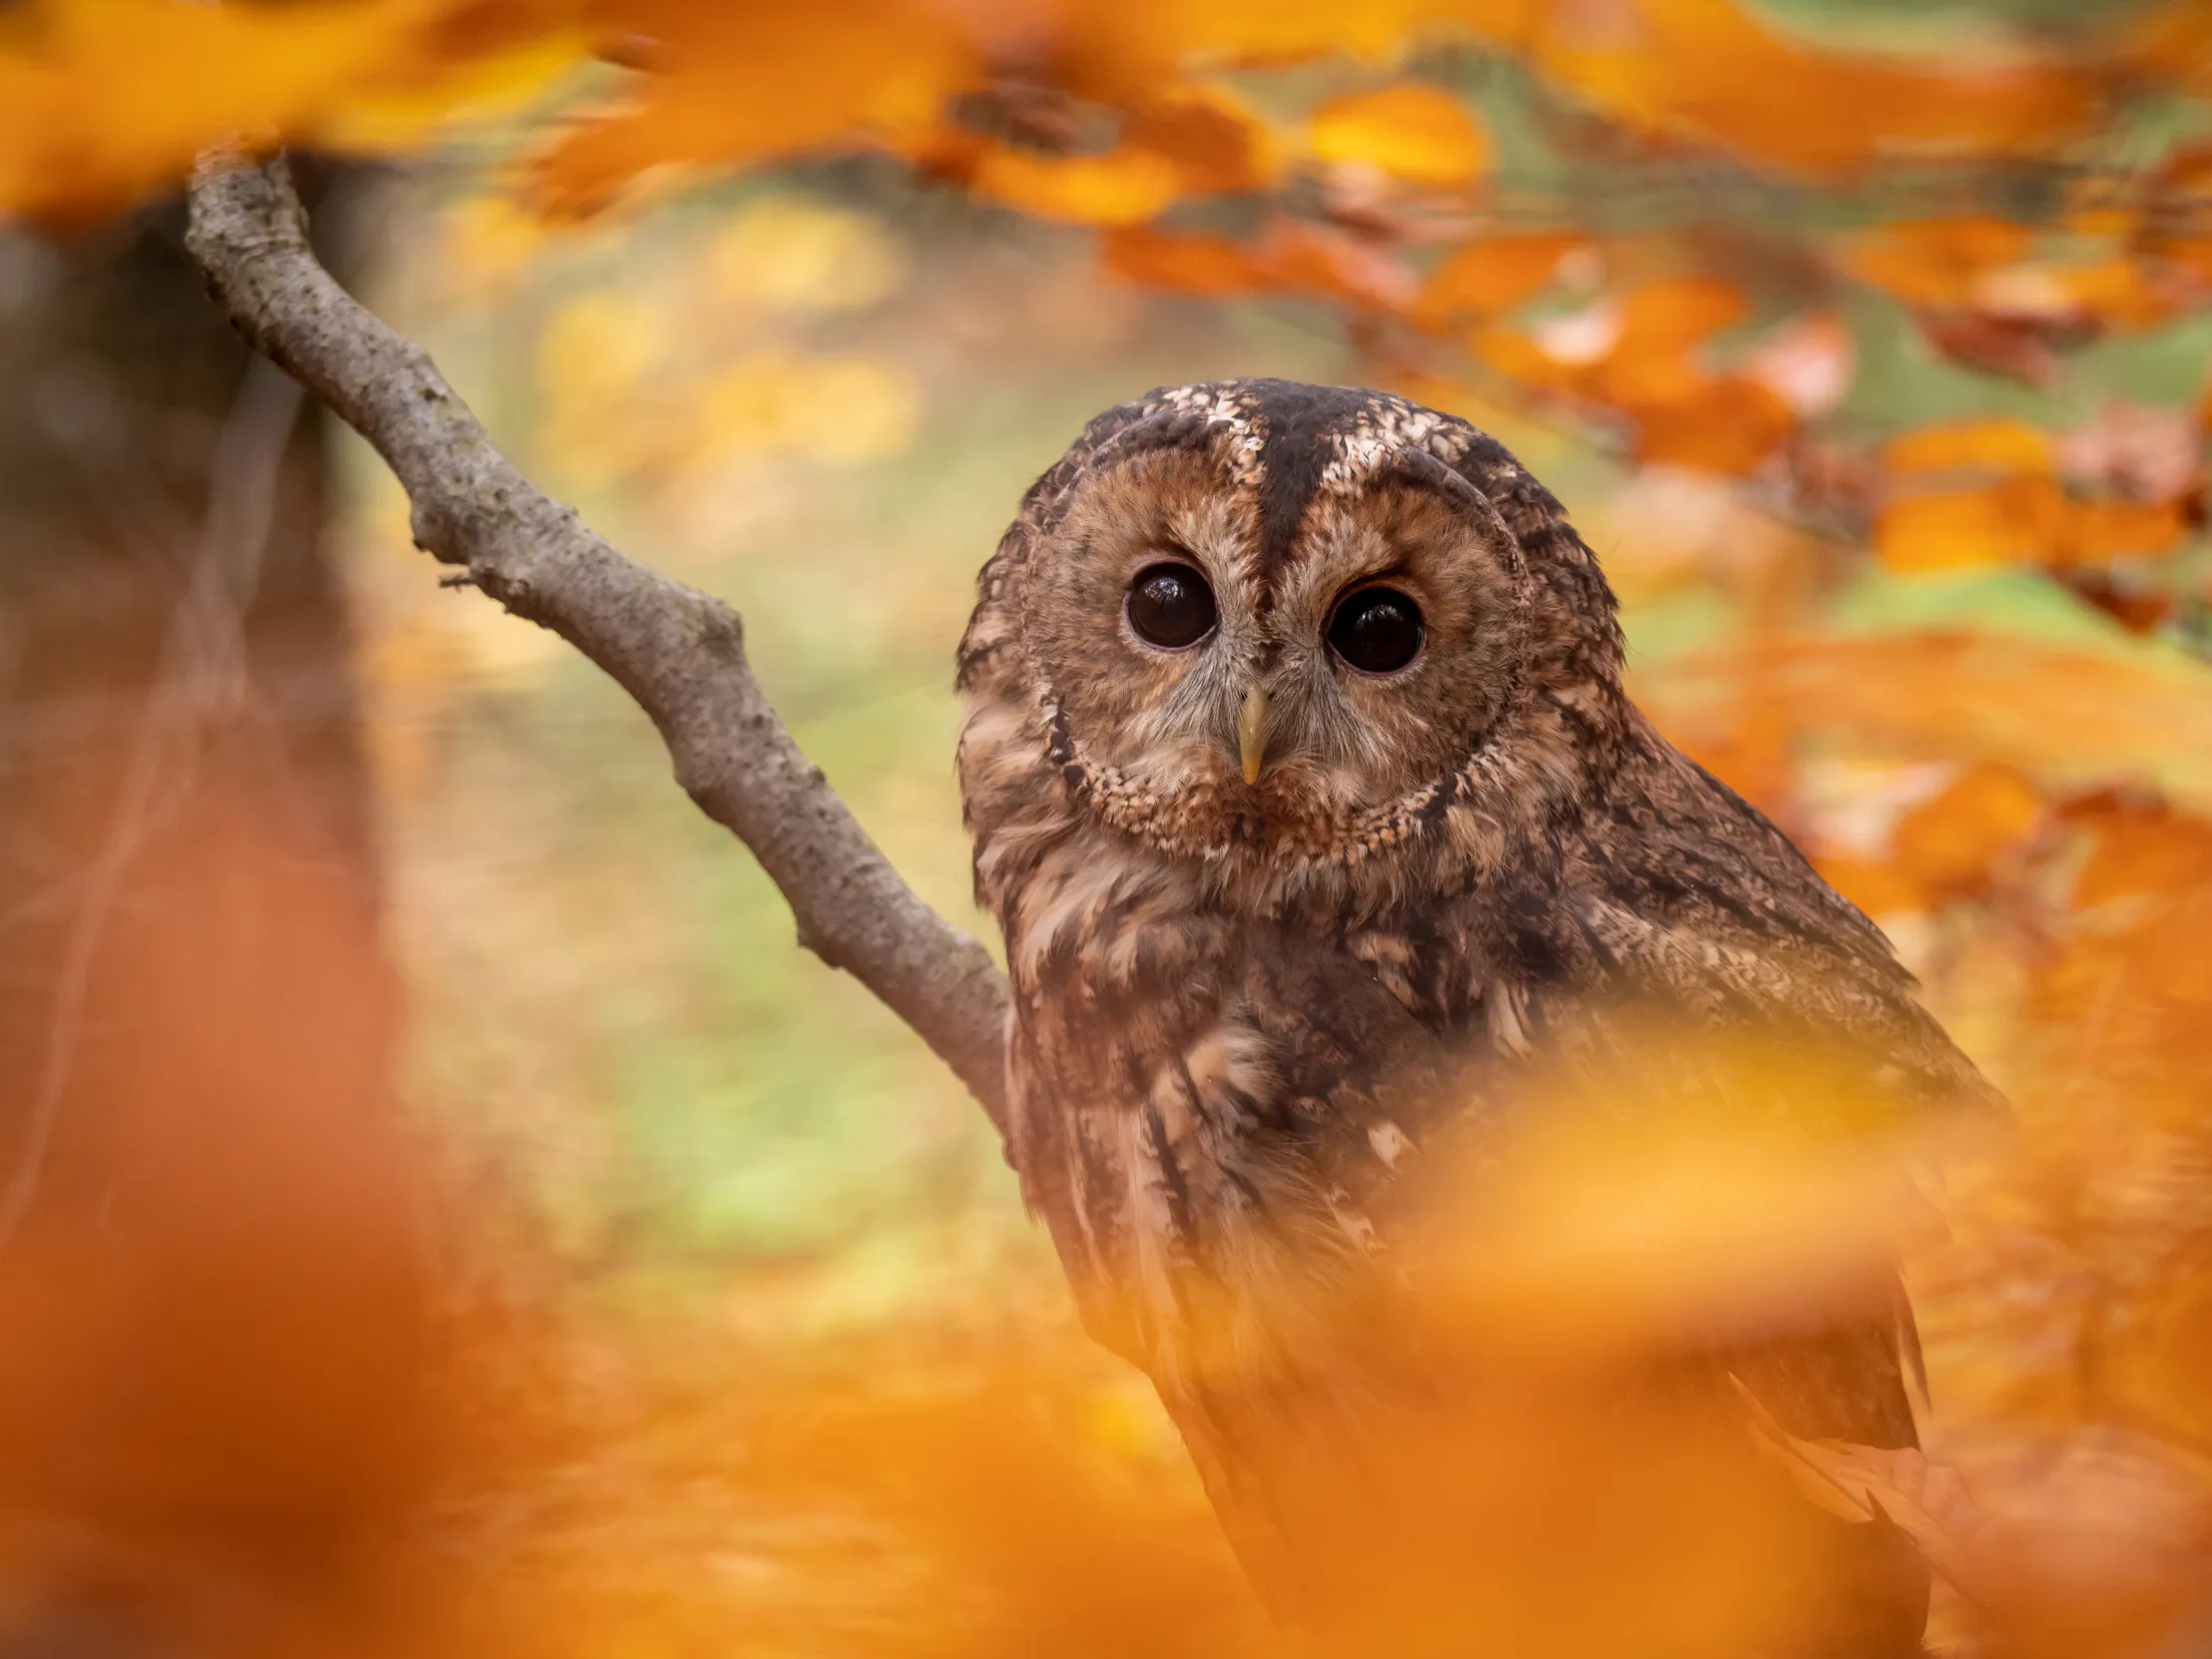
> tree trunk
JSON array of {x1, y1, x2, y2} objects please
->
[{"x1": 0, "y1": 174, "x2": 431, "y2": 1656}]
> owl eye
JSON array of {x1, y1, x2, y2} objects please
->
[
  {"x1": 1327, "y1": 586, "x2": 1424, "y2": 675},
  {"x1": 1125, "y1": 562, "x2": 1218, "y2": 650}
]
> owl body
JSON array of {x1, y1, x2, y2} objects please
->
[{"x1": 957, "y1": 381, "x2": 1984, "y2": 1652}]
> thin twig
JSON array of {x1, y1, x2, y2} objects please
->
[{"x1": 183, "y1": 151, "x2": 1011, "y2": 1139}]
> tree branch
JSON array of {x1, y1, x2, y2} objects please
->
[{"x1": 184, "y1": 152, "x2": 1011, "y2": 1139}]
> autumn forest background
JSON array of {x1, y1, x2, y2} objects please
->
[{"x1": 4, "y1": 0, "x2": 2212, "y2": 1653}]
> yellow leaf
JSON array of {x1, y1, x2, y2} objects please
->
[
  {"x1": 795, "y1": 355, "x2": 922, "y2": 463},
  {"x1": 316, "y1": 31, "x2": 586, "y2": 154},
  {"x1": 537, "y1": 290, "x2": 664, "y2": 408},
  {"x1": 440, "y1": 191, "x2": 552, "y2": 296},
  {"x1": 962, "y1": 143, "x2": 1185, "y2": 227},
  {"x1": 695, "y1": 352, "x2": 919, "y2": 464},
  {"x1": 1885, "y1": 419, "x2": 2054, "y2": 476},
  {"x1": 1308, "y1": 82, "x2": 1488, "y2": 188},
  {"x1": 1646, "y1": 634, "x2": 2212, "y2": 807},
  {"x1": 1421, "y1": 1040, "x2": 1946, "y2": 1367},
  {"x1": 0, "y1": 0, "x2": 449, "y2": 222},
  {"x1": 535, "y1": 289, "x2": 666, "y2": 482},
  {"x1": 707, "y1": 196, "x2": 905, "y2": 311}
]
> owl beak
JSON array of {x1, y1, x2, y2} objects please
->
[{"x1": 1238, "y1": 684, "x2": 1269, "y2": 786}]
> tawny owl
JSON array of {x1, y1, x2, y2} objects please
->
[{"x1": 956, "y1": 380, "x2": 1989, "y2": 1655}]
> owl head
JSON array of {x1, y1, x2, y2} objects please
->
[{"x1": 959, "y1": 380, "x2": 1631, "y2": 876}]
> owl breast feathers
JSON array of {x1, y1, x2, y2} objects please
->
[{"x1": 956, "y1": 379, "x2": 1989, "y2": 1653}]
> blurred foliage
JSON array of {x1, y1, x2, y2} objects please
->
[{"x1": 8, "y1": 0, "x2": 2212, "y2": 1654}]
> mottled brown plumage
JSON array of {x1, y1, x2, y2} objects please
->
[{"x1": 957, "y1": 380, "x2": 1988, "y2": 1653}]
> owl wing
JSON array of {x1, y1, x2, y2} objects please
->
[
  {"x1": 1461, "y1": 732, "x2": 1977, "y2": 1416},
  {"x1": 1503, "y1": 730, "x2": 1997, "y2": 1117},
  {"x1": 1416, "y1": 738, "x2": 1957, "y2": 1651}
]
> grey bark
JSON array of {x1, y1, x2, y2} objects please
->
[{"x1": 183, "y1": 153, "x2": 1012, "y2": 1138}]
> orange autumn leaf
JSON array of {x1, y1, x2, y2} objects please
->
[
  {"x1": 532, "y1": 0, "x2": 1435, "y2": 219},
  {"x1": 2124, "y1": 0, "x2": 2212, "y2": 98},
  {"x1": 1844, "y1": 217, "x2": 2031, "y2": 308},
  {"x1": 1890, "y1": 763, "x2": 2041, "y2": 895},
  {"x1": 1735, "y1": 1381, "x2": 1994, "y2": 1595},
  {"x1": 2063, "y1": 798, "x2": 2212, "y2": 907},
  {"x1": 1052, "y1": 0, "x2": 1464, "y2": 102},
  {"x1": 952, "y1": 84, "x2": 1276, "y2": 226},
  {"x1": 1250, "y1": 217, "x2": 1416, "y2": 310},
  {"x1": 2027, "y1": 256, "x2": 2187, "y2": 333},
  {"x1": 1484, "y1": 0, "x2": 2100, "y2": 180},
  {"x1": 1412, "y1": 234, "x2": 1583, "y2": 328},
  {"x1": 2055, "y1": 496, "x2": 2193, "y2": 567},
  {"x1": 1478, "y1": 277, "x2": 1743, "y2": 402},
  {"x1": 507, "y1": 0, "x2": 2117, "y2": 219},
  {"x1": 1474, "y1": 314, "x2": 1597, "y2": 401},
  {"x1": 0, "y1": 0, "x2": 2140, "y2": 231},
  {"x1": 1877, "y1": 476, "x2": 2068, "y2": 573},
  {"x1": 1649, "y1": 634, "x2": 2212, "y2": 799},
  {"x1": 1101, "y1": 224, "x2": 1273, "y2": 295},
  {"x1": 1879, "y1": 419, "x2": 2193, "y2": 573},
  {"x1": 958, "y1": 143, "x2": 1185, "y2": 226},
  {"x1": 1842, "y1": 221, "x2": 2184, "y2": 371},
  {"x1": 1588, "y1": 277, "x2": 1748, "y2": 409},
  {"x1": 533, "y1": 2, "x2": 980, "y2": 217},
  {"x1": 1885, "y1": 419, "x2": 2055, "y2": 477},
  {"x1": 2147, "y1": 234, "x2": 2212, "y2": 287},
  {"x1": 1307, "y1": 82, "x2": 1489, "y2": 188},
  {"x1": 1613, "y1": 275, "x2": 1748, "y2": 357},
  {"x1": 1740, "y1": 1395, "x2": 2212, "y2": 1659},
  {"x1": 1121, "y1": 83, "x2": 1278, "y2": 197},
  {"x1": 1632, "y1": 376, "x2": 1796, "y2": 475},
  {"x1": 2147, "y1": 142, "x2": 2212, "y2": 230},
  {"x1": 1102, "y1": 218, "x2": 1413, "y2": 310},
  {"x1": 1410, "y1": 1038, "x2": 1947, "y2": 1370},
  {"x1": 0, "y1": 0, "x2": 553, "y2": 222},
  {"x1": 315, "y1": 28, "x2": 585, "y2": 155},
  {"x1": 1478, "y1": 277, "x2": 1792, "y2": 473},
  {"x1": 1810, "y1": 852, "x2": 1926, "y2": 919}
]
